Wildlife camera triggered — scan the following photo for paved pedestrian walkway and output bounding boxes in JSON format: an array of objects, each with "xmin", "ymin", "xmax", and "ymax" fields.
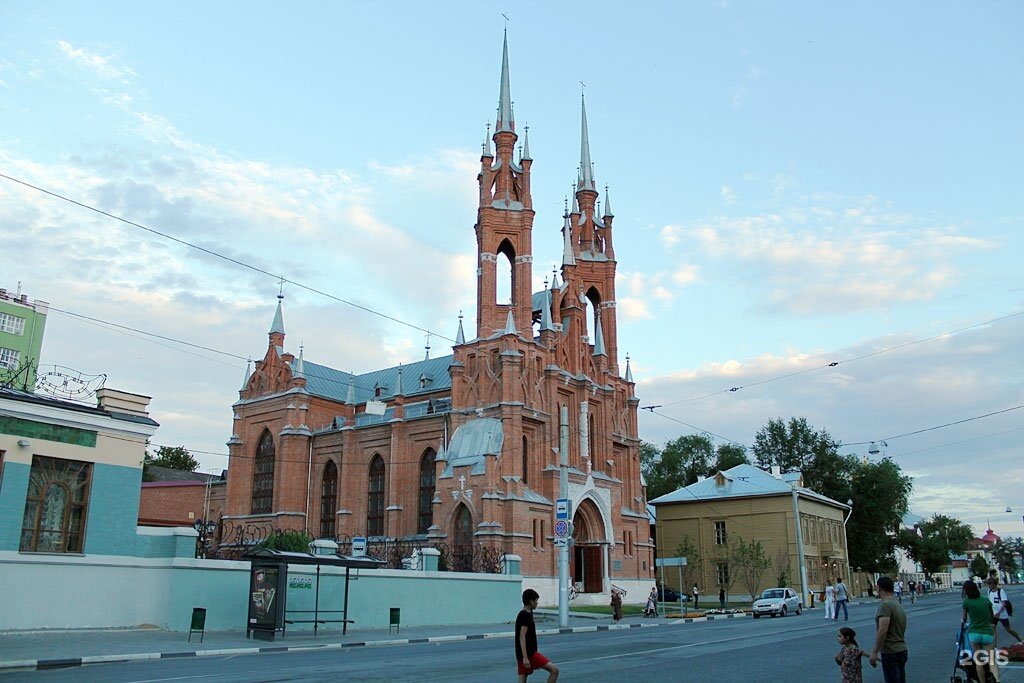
[{"xmin": 0, "ymin": 610, "xmax": 750, "ymax": 672}]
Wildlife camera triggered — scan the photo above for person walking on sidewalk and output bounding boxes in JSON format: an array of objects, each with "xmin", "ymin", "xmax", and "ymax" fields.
[
  {"xmin": 824, "ymin": 579, "xmax": 836, "ymax": 620},
  {"xmin": 835, "ymin": 577, "xmax": 850, "ymax": 621},
  {"xmin": 894, "ymin": 578, "xmax": 903, "ymax": 604},
  {"xmin": 692, "ymin": 583, "xmax": 700, "ymax": 609},
  {"xmin": 719, "ymin": 586, "xmax": 726, "ymax": 610},
  {"xmin": 988, "ymin": 576, "xmax": 1022, "ymax": 645},
  {"xmin": 870, "ymin": 576, "xmax": 909, "ymax": 683},
  {"xmin": 610, "ymin": 587, "xmax": 623, "ymax": 622},
  {"xmin": 516, "ymin": 589, "xmax": 559, "ymax": 683}
]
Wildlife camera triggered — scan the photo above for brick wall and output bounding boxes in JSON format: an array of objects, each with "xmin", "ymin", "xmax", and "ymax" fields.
[{"xmin": 139, "ymin": 481, "xmax": 224, "ymax": 526}]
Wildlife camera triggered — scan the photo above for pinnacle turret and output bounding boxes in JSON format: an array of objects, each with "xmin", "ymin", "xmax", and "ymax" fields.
[
  {"xmin": 455, "ymin": 313, "xmax": 466, "ymax": 345},
  {"xmin": 593, "ymin": 317, "xmax": 606, "ymax": 356},
  {"xmin": 241, "ymin": 358, "xmax": 252, "ymax": 391},
  {"xmin": 522, "ymin": 125, "xmax": 531, "ymax": 159},
  {"xmin": 561, "ymin": 210, "xmax": 576, "ymax": 266},
  {"xmin": 625, "ymin": 354, "xmax": 634, "ymax": 382},
  {"xmin": 603, "ymin": 184, "xmax": 614, "ymax": 217},
  {"xmin": 270, "ymin": 294, "xmax": 285, "ymax": 336},
  {"xmin": 294, "ymin": 345, "xmax": 305, "ymax": 379},
  {"xmin": 345, "ymin": 376, "xmax": 356, "ymax": 405}
]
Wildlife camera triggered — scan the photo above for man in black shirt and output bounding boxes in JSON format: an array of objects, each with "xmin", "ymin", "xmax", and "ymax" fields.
[{"xmin": 516, "ymin": 589, "xmax": 559, "ymax": 682}]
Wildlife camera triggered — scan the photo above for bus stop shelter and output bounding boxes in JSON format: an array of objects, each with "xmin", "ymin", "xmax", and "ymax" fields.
[{"xmin": 245, "ymin": 548, "xmax": 386, "ymax": 640}]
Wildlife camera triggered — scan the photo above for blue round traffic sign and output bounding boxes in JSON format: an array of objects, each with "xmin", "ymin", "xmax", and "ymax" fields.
[{"xmin": 554, "ymin": 520, "xmax": 569, "ymax": 537}]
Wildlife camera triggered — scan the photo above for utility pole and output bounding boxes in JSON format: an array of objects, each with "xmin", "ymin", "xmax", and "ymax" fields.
[
  {"xmin": 558, "ymin": 404, "xmax": 570, "ymax": 628},
  {"xmin": 792, "ymin": 483, "xmax": 810, "ymax": 607}
]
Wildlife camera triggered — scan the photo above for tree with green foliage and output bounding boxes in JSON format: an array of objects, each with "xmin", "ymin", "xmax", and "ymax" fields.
[
  {"xmin": 752, "ymin": 417, "xmax": 839, "ymax": 475},
  {"xmin": 774, "ymin": 549, "xmax": 791, "ymax": 588},
  {"xmin": 644, "ymin": 434, "xmax": 715, "ymax": 500},
  {"xmin": 709, "ymin": 443, "xmax": 751, "ymax": 474},
  {"xmin": 992, "ymin": 538, "xmax": 1021, "ymax": 579},
  {"xmin": 846, "ymin": 458, "xmax": 913, "ymax": 572},
  {"xmin": 260, "ymin": 530, "xmax": 314, "ymax": 553},
  {"xmin": 731, "ymin": 535, "xmax": 772, "ymax": 600},
  {"xmin": 970, "ymin": 554, "xmax": 990, "ymax": 579},
  {"xmin": 896, "ymin": 513, "xmax": 974, "ymax": 577},
  {"xmin": 641, "ymin": 436, "xmax": 750, "ymax": 501},
  {"xmin": 143, "ymin": 445, "xmax": 200, "ymax": 482},
  {"xmin": 148, "ymin": 445, "xmax": 199, "ymax": 471},
  {"xmin": 674, "ymin": 535, "xmax": 704, "ymax": 596}
]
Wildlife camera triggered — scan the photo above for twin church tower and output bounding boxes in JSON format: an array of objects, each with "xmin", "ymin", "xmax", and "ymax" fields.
[{"xmin": 225, "ymin": 33, "xmax": 648, "ymax": 599}]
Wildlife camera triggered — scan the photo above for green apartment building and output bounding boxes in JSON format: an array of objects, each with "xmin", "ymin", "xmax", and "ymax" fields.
[{"xmin": 0, "ymin": 287, "xmax": 48, "ymax": 391}]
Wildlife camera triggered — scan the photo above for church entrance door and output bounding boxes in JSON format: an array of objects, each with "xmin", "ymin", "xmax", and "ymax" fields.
[{"xmin": 570, "ymin": 499, "xmax": 605, "ymax": 593}]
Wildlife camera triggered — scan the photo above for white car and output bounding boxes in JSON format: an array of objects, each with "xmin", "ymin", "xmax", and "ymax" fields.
[{"xmin": 752, "ymin": 587, "xmax": 802, "ymax": 618}]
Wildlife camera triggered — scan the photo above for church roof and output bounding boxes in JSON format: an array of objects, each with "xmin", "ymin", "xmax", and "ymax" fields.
[
  {"xmin": 441, "ymin": 417, "xmax": 504, "ymax": 477},
  {"xmin": 296, "ymin": 354, "xmax": 454, "ymax": 404},
  {"xmin": 650, "ymin": 463, "xmax": 849, "ymax": 510}
]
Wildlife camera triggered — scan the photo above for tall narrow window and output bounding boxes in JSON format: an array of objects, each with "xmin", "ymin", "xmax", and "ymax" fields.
[
  {"xmin": 367, "ymin": 455, "xmax": 385, "ymax": 536},
  {"xmin": 495, "ymin": 239, "xmax": 515, "ymax": 305},
  {"xmin": 521, "ymin": 436, "xmax": 528, "ymax": 485},
  {"xmin": 453, "ymin": 504, "xmax": 474, "ymax": 571},
  {"xmin": 418, "ymin": 448, "xmax": 436, "ymax": 534},
  {"xmin": 584, "ymin": 287, "xmax": 601, "ymax": 344},
  {"xmin": 717, "ymin": 562, "xmax": 730, "ymax": 586},
  {"xmin": 714, "ymin": 520, "xmax": 727, "ymax": 545},
  {"xmin": 251, "ymin": 430, "xmax": 275, "ymax": 515},
  {"xmin": 20, "ymin": 455, "xmax": 92, "ymax": 553},
  {"xmin": 320, "ymin": 460, "xmax": 338, "ymax": 538}
]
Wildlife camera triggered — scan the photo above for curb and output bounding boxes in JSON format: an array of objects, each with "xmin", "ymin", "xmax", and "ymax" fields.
[{"xmin": 0, "ymin": 614, "xmax": 751, "ymax": 673}]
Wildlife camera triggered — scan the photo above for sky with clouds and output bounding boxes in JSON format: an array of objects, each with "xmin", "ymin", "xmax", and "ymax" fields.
[{"xmin": 2, "ymin": 1, "xmax": 1021, "ymax": 538}]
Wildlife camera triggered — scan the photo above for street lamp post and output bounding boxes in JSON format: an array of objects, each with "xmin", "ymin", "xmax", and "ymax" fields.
[{"xmin": 193, "ymin": 519, "xmax": 218, "ymax": 559}]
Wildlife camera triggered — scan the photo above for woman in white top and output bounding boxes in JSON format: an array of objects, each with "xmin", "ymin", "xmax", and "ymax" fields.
[{"xmin": 824, "ymin": 579, "xmax": 836, "ymax": 620}]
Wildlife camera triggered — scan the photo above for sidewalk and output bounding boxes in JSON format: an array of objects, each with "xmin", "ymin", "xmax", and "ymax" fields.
[{"xmin": 0, "ymin": 610, "xmax": 748, "ymax": 672}]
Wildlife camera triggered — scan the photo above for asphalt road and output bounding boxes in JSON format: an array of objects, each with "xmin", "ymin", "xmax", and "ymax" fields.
[{"xmin": 6, "ymin": 589, "xmax": 1023, "ymax": 682}]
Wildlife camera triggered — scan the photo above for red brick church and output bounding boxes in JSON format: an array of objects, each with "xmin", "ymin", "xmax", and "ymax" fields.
[{"xmin": 224, "ymin": 33, "xmax": 650, "ymax": 599}]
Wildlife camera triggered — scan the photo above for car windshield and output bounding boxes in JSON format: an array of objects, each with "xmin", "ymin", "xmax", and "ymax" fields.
[{"xmin": 760, "ymin": 589, "xmax": 785, "ymax": 599}]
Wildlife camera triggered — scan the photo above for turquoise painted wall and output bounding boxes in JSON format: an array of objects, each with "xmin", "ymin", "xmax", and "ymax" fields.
[
  {"xmin": 0, "ymin": 461, "xmax": 143, "ymax": 556},
  {"xmin": 164, "ymin": 564, "xmax": 522, "ymax": 632},
  {"xmin": 0, "ymin": 461, "xmax": 29, "ymax": 551},
  {"xmin": 84, "ymin": 463, "xmax": 142, "ymax": 556}
]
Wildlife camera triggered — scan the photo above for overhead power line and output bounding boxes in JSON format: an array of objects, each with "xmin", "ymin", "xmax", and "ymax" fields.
[
  {"xmin": 645, "ymin": 309, "xmax": 1024, "ymax": 409},
  {"xmin": 845, "ymin": 404, "xmax": 1024, "ymax": 446},
  {"xmin": 0, "ymin": 172, "xmax": 454, "ymax": 343}
]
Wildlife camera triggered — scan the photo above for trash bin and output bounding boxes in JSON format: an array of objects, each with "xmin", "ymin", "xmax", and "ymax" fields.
[
  {"xmin": 389, "ymin": 607, "xmax": 400, "ymax": 634},
  {"xmin": 189, "ymin": 607, "xmax": 207, "ymax": 643},
  {"xmin": 808, "ymin": 591, "xmax": 815, "ymax": 608}
]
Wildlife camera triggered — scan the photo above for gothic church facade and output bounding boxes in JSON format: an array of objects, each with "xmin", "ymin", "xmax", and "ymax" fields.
[{"xmin": 224, "ymin": 34, "xmax": 650, "ymax": 600}]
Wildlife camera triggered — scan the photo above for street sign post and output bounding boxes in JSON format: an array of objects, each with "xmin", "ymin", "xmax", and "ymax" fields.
[
  {"xmin": 554, "ymin": 520, "xmax": 569, "ymax": 538},
  {"xmin": 351, "ymin": 537, "xmax": 367, "ymax": 557},
  {"xmin": 556, "ymin": 498, "xmax": 571, "ymax": 520}
]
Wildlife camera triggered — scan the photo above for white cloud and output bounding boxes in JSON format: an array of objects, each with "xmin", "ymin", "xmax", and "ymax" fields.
[
  {"xmin": 57, "ymin": 40, "xmax": 136, "ymax": 82},
  {"xmin": 659, "ymin": 191, "xmax": 996, "ymax": 315},
  {"xmin": 721, "ymin": 184, "xmax": 736, "ymax": 205}
]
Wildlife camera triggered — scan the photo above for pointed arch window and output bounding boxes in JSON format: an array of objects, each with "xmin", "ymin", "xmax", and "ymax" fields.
[
  {"xmin": 495, "ymin": 239, "xmax": 516, "ymax": 305},
  {"xmin": 584, "ymin": 287, "xmax": 601, "ymax": 345},
  {"xmin": 320, "ymin": 460, "xmax": 338, "ymax": 538},
  {"xmin": 418, "ymin": 448, "xmax": 436, "ymax": 534},
  {"xmin": 367, "ymin": 455, "xmax": 385, "ymax": 537},
  {"xmin": 251, "ymin": 430, "xmax": 275, "ymax": 515},
  {"xmin": 522, "ymin": 435, "xmax": 529, "ymax": 485},
  {"xmin": 453, "ymin": 503, "xmax": 473, "ymax": 571}
]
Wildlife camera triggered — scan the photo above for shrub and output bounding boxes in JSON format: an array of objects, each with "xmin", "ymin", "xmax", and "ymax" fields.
[{"xmin": 259, "ymin": 530, "xmax": 314, "ymax": 553}]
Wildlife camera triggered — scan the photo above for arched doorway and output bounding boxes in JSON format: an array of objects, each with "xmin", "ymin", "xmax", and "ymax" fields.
[
  {"xmin": 571, "ymin": 498, "xmax": 606, "ymax": 593},
  {"xmin": 453, "ymin": 504, "xmax": 473, "ymax": 572}
]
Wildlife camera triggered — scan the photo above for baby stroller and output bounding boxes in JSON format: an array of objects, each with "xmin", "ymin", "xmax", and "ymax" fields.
[
  {"xmin": 950, "ymin": 619, "xmax": 996, "ymax": 683},
  {"xmin": 644, "ymin": 593, "xmax": 658, "ymax": 618}
]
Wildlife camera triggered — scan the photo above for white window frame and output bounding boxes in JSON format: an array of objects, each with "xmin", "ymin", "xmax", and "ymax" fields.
[
  {"xmin": 714, "ymin": 520, "xmax": 727, "ymax": 545},
  {"xmin": 0, "ymin": 347, "xmax": 21, "ymax": 369},
  {"xmin": 0, "ymin": 312, "xmax": 26, "ymax": 336}
]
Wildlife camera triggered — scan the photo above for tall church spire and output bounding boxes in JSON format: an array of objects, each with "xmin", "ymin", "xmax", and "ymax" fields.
[
  {"xmin": 579, "ymin": 94, "xmax": 596, "ymax": 191},
  {"xmin": 270, "ymin": 294, "xmax": 285, "ymax": 336},
  {"xmin": 496, "ymin": 29, "xmax": 514, "ymax": 133}
]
